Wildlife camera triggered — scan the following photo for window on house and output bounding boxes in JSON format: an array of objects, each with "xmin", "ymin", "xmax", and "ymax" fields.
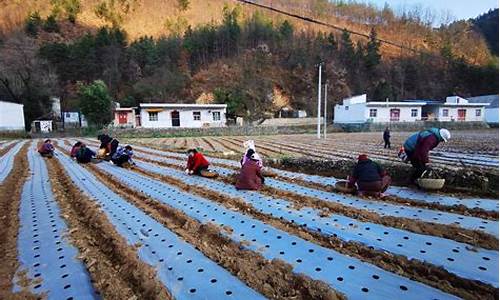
[
  {"xmin": 369, "ymin": 109, "xmax": 377, "ymax": 117},
  {"xmin": 148, "ymin": 112, "xmax": 158, "ymax": 121},
  {"xmin": 442, "ymin": 109, "xmax": 449, "ymax": 117},
  {"xmin": 476, "ymin": 109, "xmax": 481, "ymax": 117},
  {"xmin": 411, "ymin": 109, "xmax": 418, "ymax": 117},
  {"xmin": 193, "ymin": 111, "xmax": 201, "ymax": 121},
  {"xmin": 345, "ymin": 106, "xmax": 349, "ymax": 111},
  {"xmin": 212, "ymin": 111, "xmax": 221, "ymax": 121}
]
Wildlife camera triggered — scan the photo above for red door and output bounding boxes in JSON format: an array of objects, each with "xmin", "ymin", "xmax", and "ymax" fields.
[
  {"xmin": 390, "ymin": 109, "xmax": 400, "ymax": 121},
  {"xmin": 458, "ymin": 109, "xmax": 466, "ymax": 121},
  {"xmin": 118, "ymin": 112, "xmax": 128, "ymax": 124}
]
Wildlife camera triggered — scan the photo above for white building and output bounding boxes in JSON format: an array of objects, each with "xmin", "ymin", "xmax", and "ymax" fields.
[
  {"xmin": 62, "ymin": 111, "xmax": 88, "ymax": 128},
  {"xmin": 139, "ymin": 103, "xmax": 227, "ymax": 128},
  {"xmin": 467, "ymin": 95, "xmax": 499, "ymax": 124},
  {"xmin": 0, "ymin": 101, "xmax": 25, "ymax": 131},
  {"xmin": 422, "ymin": 96, "xmax": 489, "ymax": 122},
  {"xmin": 333, "ymin": 94, "xmax": 426, "ymax": 124}
]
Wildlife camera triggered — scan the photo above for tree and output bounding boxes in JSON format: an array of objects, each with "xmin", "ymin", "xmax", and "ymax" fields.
[
  {"xmin": 279, "ymin": 20, "xmax": 293, "ymax": 40},
  {"xmin": 43, "ymin": 15, "xmax": 60, "ymax": 33},
  {"xmin": 365, "ymin": 27, "xmax": 381, "ymax": 71},
  {"xmin": 177, "ymin": 0, "xmax": 190, "ymax": 11},
  {"xmin": 24, "ymin": 12, "xmax": 42, "ymax": 37},
  {"xmin": 78, "ymin": 80, "xmax": 113, "ymax": 127},
  {"xmin": 339, "ymin": 29, "xmax": 355, "ymax": 64}
]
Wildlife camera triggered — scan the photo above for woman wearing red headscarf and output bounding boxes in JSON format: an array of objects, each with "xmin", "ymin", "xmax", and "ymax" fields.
[{"xmin": 348, "ymin": 154, "xmax": 391, "ymax": 197}]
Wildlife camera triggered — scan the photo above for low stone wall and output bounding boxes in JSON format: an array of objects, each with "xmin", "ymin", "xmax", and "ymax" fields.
[
  {"xmin": 267, "ymin": 157, "xmax": 498, "ymax": 198},
  {"xmin": 258, "ymin": 117, "xmax": 323, "ymax": 126},
  {"xmin": 104, "ymin": 125, "xmax": 321, "ymax": 138},
  {"xmin": 335, "ymin": 121, "xmax": 490, "ymax": 132}
]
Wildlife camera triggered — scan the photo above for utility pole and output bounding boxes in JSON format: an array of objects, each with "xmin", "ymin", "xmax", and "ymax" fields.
[
  {"xmin": 323, "ymin": 82, "xmax": 328, "ymax": 139},
  {"xmin": 317, "ymin": 63, "xmax": 322, "ymax": 139}
]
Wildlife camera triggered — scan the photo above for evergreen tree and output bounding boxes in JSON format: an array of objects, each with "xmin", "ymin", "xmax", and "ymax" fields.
[
  {"xmin": 279, "ymin": 20, "xmax": 293, "ymax": 40},
  {"xmin": 340, "ymin": 29, "xmax": 355, "ymax": 64},
  {"xmin": 24, "ymin": 12, "xmax": 42, "ymax": 37},
  {"xmin": 365, "ymin": 27, "xmax": 381, "ymax": 70},
  {"xmin": 43, "ymin": 15, "xmax": 60, "ymax": 33}
]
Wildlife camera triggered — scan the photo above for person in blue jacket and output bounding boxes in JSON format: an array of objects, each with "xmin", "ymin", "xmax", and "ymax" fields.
[{"xmin": 401, "ymin": 128, "xmax": 451, "ymax": 181}]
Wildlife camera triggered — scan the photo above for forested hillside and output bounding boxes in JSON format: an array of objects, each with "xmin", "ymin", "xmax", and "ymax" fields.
[{"xmin": 0, "ymin": 0, "xmax": 498, "ymax": 128}]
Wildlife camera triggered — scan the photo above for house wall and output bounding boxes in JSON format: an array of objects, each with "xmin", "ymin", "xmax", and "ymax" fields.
[
  {"xmin": 140, "ymin": 108, "xmax": 226, "ymax": 128},
  {"xmin": 333, "ymin": 103, "xmax": 367, "ymax": 123},
  {"xmin": 485, "ymin": 108, "xmax": 498, "ymax": 124},
  {"xmin": 434, "ymin": 106, "xmax": 485, "ymax": 122},
  {"xmin": 114, "ymin": 111, "xmax": 136, "ymax": 127},
  {"xmin": 0, "ymin": 101, "xmax": 25, "ymax": 131},
  {"xmin": 366, "ymin": 106, "xmax": 422, "ymax": 123}
]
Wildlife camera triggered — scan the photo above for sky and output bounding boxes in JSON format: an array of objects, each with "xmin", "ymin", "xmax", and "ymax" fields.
[{"xmin": 368, "ymin": 0, "xmax": 498, "ymax": 23}]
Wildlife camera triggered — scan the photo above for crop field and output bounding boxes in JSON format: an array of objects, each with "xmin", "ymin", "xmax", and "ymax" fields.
[
  {"xmin": 126, "ymin": 129, "xmax": 499, "ymax": 170},
  {"xmin": 0, "ymin": 136, "xmax": 498, "ymax": 299}
]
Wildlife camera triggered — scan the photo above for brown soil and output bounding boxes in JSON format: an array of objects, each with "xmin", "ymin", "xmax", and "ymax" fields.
[
  {"xmin": 128, "ymin": 161, "xmax": 498, "ymax": 300},
  {"xmin": 0, "ymin": 141, "xmax": 17, "ymax": 157},
  {"xmin": 138, "ymin": 156, "xmax": 498, "ymax": 251},
  {"xmin": 46, "ymin": 156, "xmax": 172, "ymax": 300},
  {"xmin": 81, "ymin": 161, "xmax": 344, "ymax": 300},
  {"xmin": 0, "ymin": 144, "xmax": 38, "ymax": 299}
]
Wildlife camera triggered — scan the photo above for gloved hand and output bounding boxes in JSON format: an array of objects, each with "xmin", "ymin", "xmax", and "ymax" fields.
[
  {"xmin": 185, "ymin": 169, "xmax": 190, "ymax": 174},
  {"xmin": 189, "ymin": 170, "xmax": 194, "ymax": 175}
]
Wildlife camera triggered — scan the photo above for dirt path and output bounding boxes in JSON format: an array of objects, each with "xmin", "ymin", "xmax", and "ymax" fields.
[
  {"xmin": 0, "ymin": 144, "xmax": 37, "ymax": 299},
  {"xmin": 46, "ymin": 156, "xmax": 172, "ymax": 300}
]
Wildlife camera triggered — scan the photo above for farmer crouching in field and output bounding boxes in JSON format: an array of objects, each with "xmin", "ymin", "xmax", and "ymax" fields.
[
  {"xmin": 241, "ymin": 140, "xmax": 263, "ymax": 168},
  {"xmin": 185, "ymin": 149, "xmax": 209, "ymax": 175},
  {"xmin": 38, "ymin": 139, "xmax": 55, "ymax": 158},
  {"xmin": 70, "ymin": 141, "xmax": 82, "ymax": 158},
  {"xmin": 76, "ymin": 144, "xmax": 96, "ymax": 164},
  {"xmin": 98, "ymin": 134, "xmax": 120, "ymax": 159},
  {"xmin": 401, "ymin": 128, "xmax": 451, "ymax": 182},
  {"xmin": 348, "ymin": 154, "xmax": 391, "ymax": 197},
  {"xmin": 111, "ymin": 145, "xmax": 135, "ymax": 167},
  {"xmin": 236, "ymin": 149, "xmax": 265, "ymax": 190}
]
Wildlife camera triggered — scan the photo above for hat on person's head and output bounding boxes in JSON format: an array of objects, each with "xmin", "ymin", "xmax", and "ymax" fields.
[
  {"xmin": 439, "ymin": 128, "xmax": 451, "ymax": 142},
  {"xmin": 358, "ymin": 154, "xmax": 368, "ymax": 161}
]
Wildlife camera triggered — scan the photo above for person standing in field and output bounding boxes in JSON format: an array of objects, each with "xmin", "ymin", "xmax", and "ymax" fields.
[
  {"xmin": 348, "ymin": 154, "xmax": 391, "ymax": 197},
  {"xmin": 383, "ymin": 127, "xmax": 391, "ymax": 149},
  {"xmin": 401, "ymin": 128, "xmax": 451, "ymax": 182}
]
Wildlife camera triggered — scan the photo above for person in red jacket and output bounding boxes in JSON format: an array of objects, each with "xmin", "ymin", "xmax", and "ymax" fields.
[
  {"xmin": 185, "ymin": 149, "xmax": 210, "ymax": 175},
  {"xmin": 236, "ymin": 150, "xmax": 265, "ymax": 190}
]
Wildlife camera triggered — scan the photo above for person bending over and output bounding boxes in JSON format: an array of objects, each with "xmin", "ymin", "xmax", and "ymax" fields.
[
  {"xmin": 38, "ymin": 139, "xmax": 55, "ymax": 158},
  {"xmin": 111, "ymin": 145, "xmax": 135, "ymax": 167},
  {"xmin": 348, "ymin": 154, "xmax": 391, "ymax": 198},
  {"xmin": 185, "ymin": 149, "xmax": 209, "ymax": 175}
]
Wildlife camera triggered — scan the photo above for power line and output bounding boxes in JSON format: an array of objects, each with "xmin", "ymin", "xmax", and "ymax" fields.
[{"xmin": 233, "ymin": 0, "xmax": 421, "ymax": 54}]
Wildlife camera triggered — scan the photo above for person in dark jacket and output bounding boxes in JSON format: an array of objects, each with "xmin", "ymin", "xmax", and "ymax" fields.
[
  {"xmin": 383, "ymin": 127, "xmax": 391, "ymax": 149},
  {"xmin": 38, "ymin": 139, "xmax": 55, "ymax": 158},
  {"xmin": 348, "ymin": 154, "xmax": 391, "ymax": 197},
  {"xmin": 185, "ymin": 149, "xmax": 210, "ymax": 175},
  {"xmin": 111, "ymin": 145, "xmax": 135, "ymax": 167},
  {"xmin": 70, "ymin": 141, "xmax": 82, "ymax": 158},
  {"xmin": 236, "ymin": 151, "xmax": 265, "ymax": 190},
  {"xmin": 403, "ymin": 128, "xmax": 451, "ymax": 181},
  {"xmin": 98, "ymin": 134, "xmax": 120, "ymax": 158},
  {"xmin": 76, "ymin": 144, "xmax": 96, "ymax": 164}
]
